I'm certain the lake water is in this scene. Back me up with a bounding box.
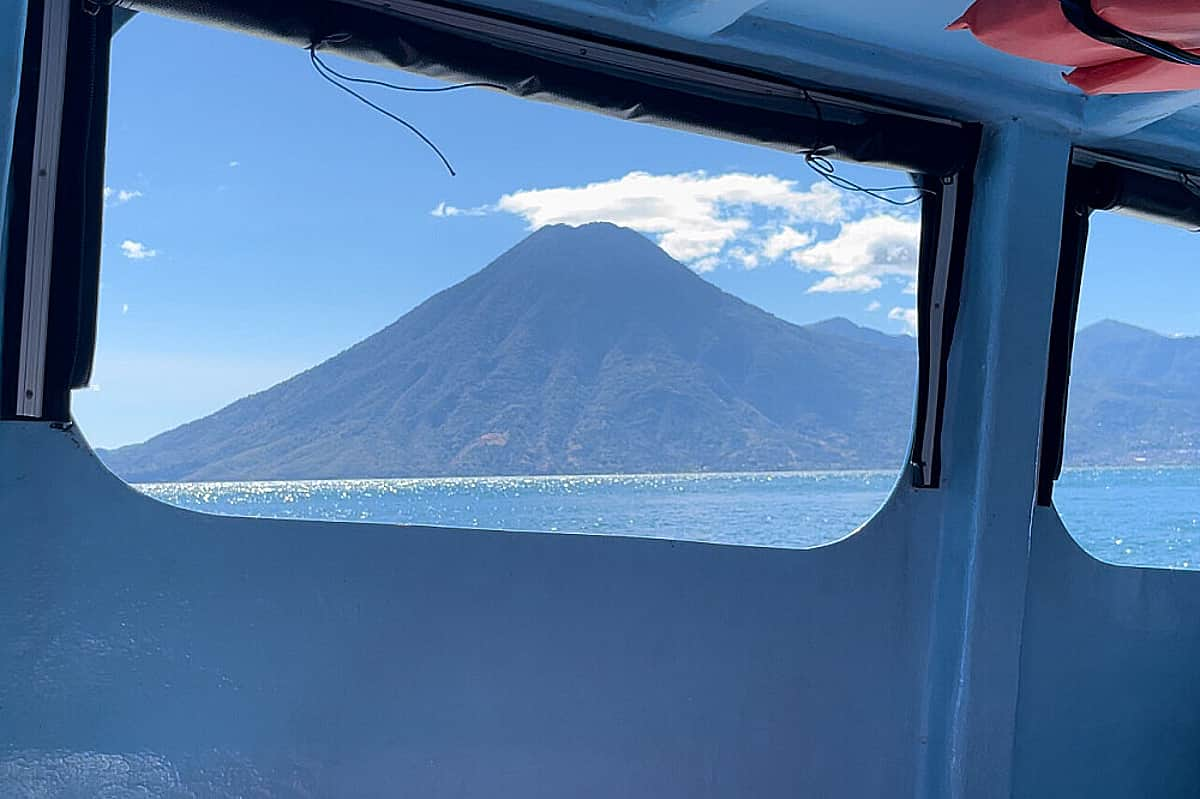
[138,467,1200,569]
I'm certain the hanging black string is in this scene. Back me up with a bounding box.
[309,47,454,175]
[804,153,933,207]
[82,0,118,17]
[800,90,935,207]
[310,48,507,94]
[802,89,826,134]
[307,39,505,176]
[1181,172,1200,200]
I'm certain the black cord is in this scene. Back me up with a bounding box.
[1182,172,1200,200]
[800,90,934,207]
[805,153,933,207]
[82,0,117,16]
[802,89,825,132]
[308,46,457,176]
[310,48,507,94]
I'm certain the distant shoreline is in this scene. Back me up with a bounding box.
[126,462,1195,488]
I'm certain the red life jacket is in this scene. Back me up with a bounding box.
[1093,0,1200,44]
[1066,52,1200,94]
[950,0,1200,94]
[949,0,1120,67]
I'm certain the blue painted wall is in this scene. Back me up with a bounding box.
[1012,509,1200,797]
[1,421,942,796]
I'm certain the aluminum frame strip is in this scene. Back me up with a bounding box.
[918,174,959,487]
[1073,147,1200,185]
[14,0,71,418]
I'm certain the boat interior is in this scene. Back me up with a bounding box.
[2,0,1199,795]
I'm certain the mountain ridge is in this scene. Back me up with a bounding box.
[97,223,1200,481]
[99,223,919,481]
[1065,315,1200,466]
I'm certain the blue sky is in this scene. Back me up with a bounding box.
[73,12,1197,448]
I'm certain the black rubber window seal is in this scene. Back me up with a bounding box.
[1036,173,1092,508]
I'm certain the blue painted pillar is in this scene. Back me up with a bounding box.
[0,0,28,342]
[917,123,1072,798]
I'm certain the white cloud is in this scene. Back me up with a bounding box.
[903,280,918,295]
[866,300,882,312]
[431,201,491,218]
[889,306,918,334]
[792,214,920,294]
[806,273,886,293]
[432,171,932,285]
[103,186,142,206]
[121,303,129,315]
[448,171,845,270]
[228,160,240,167]
[728,247,760,270]
[120,240,157,260]
[762,226,814,260]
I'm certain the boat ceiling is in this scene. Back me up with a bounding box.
[437,0,1200,169]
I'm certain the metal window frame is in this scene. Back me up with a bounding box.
[2,0,113,422]
[910,155,977,489]
[13,0,70,418]
[6,0,983,485]
[1037,151,1200,506]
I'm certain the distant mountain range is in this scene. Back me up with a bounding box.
[1065,318,1200,466]
[97,223,1200,482]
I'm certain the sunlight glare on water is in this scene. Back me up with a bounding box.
[137,467,1200,566]
[1055,467,1200,570]
[139,470,896,549]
